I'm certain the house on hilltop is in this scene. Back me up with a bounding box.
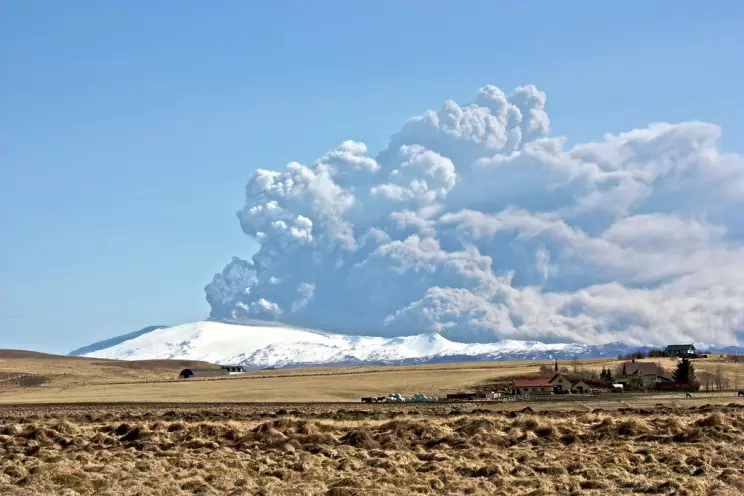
[665,344,697,358]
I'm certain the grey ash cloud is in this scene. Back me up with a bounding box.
[205,84,744,346]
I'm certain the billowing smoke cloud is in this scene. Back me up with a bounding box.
[205,84,744,346]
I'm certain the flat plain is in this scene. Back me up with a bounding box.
[2,351,743,404]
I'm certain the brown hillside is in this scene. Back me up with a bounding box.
[0,349,219,388]
[0,349,64,359]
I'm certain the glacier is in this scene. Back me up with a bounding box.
[78,320,641,369]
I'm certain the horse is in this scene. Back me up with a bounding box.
[685,392,694,399]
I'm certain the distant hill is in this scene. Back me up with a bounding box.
[69,325,168,356]
[0,349,64,359]
[0,347,220,390]
[1,348,217,370]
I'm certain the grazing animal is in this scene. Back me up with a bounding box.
[738,391,744,397]
[685,393,693,399]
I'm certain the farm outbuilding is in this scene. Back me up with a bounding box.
[665,344,697,358]
[220,365,245,374]
[513,378,553,395]
[615,361,671,391]
[178,368,229,379]
[549,373,606,394]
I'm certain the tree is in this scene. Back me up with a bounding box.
[698,371,714,391]
[539,364,554,376]
[715,365,724,391]
[571,357,580,373]
[614,364,625,379]
[673,358,696,384]
[599,367,614,385]
[656,362,667,377]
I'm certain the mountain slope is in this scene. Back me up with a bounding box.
[69,326,168,356]
[79,320,632,369]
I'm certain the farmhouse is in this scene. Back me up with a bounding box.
[665,344,697,358]
[615,361,671,391]
[549,373,601,394]
[178,368,229,379]
[513,378,553,395]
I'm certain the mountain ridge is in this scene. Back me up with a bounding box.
[75,321,743,369]
[75,320,739,369]
[69,325,168,356]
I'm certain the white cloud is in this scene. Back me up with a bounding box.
[205,84,744,346]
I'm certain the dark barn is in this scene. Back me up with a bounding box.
[178,368,229,379]
[665,344,698,358]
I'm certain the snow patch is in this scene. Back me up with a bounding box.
[84,320,593,368]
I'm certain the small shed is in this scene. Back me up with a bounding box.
[220,365,245,374]
[571,380,590,394]
[178,368,229,379]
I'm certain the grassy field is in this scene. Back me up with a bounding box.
[0,350,219,390]
[2,403,744,495]
[1,351,743,404]
[2,352,744,495]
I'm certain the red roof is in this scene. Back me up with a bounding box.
[514,378,553,387]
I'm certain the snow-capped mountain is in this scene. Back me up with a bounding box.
[75,320,640,369]
[69,325,168,356]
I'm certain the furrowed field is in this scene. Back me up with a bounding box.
[2,403,744,495]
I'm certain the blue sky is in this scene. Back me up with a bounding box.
[2,1,743,353]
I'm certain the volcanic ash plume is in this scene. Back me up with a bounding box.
[205,84,744,346]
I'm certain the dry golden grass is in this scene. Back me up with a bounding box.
[3,353,744,494]
[2,403,744,495]
[0,351,219,390]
